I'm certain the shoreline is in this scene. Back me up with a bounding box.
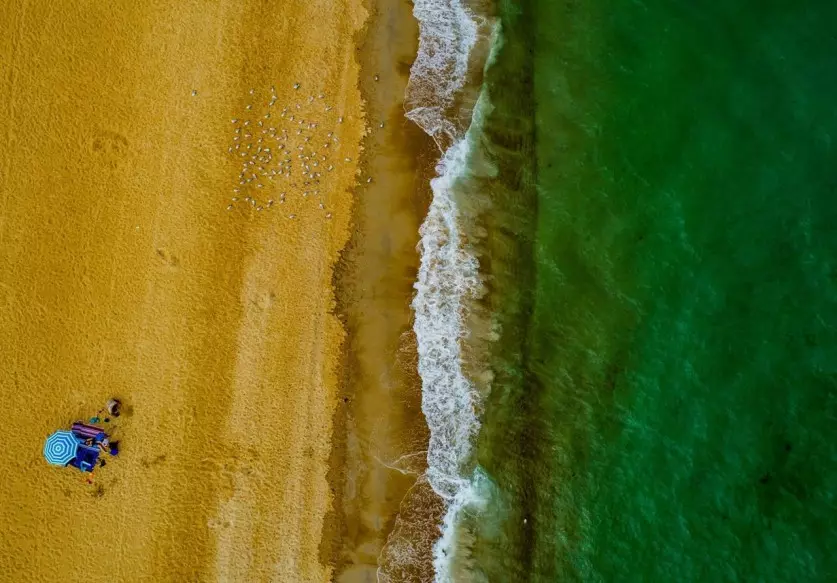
[325,0,444,579]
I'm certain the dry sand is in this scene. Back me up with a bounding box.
[0,0,367,581]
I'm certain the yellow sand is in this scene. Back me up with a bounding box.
[0,1,365,581]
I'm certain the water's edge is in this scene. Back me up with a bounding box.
[401,0,502,580]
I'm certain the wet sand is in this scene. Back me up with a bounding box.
[326,0,444,581]
[0,1,365,581]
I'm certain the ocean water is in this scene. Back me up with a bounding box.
[401,0,837,581]
[465,0,837,581]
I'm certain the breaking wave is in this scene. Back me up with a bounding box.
[379,1,501,580]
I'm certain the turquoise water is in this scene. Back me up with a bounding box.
[471,0,837,580]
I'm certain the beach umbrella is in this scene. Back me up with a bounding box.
[43,430,81,466]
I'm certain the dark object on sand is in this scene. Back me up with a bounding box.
[106,399,121,418]
[69,444,101,473]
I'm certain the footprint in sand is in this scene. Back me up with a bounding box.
[89,129,130,169]
[155,248,180,269]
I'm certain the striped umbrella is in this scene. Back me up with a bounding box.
[43,430,82,466]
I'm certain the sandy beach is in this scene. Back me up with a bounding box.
[0,0,368,581]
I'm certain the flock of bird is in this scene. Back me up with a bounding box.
[222,83,355,220]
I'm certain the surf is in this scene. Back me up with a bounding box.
[385,0,502,580]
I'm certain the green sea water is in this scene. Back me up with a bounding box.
[472,0,837,580]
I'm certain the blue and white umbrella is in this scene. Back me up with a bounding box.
[43,430,81,466]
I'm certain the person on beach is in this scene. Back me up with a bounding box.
[106,399,121,418]
[98,438,119,456]
[90,399,121,423]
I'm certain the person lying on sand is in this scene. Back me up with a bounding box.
[97,438,119,456]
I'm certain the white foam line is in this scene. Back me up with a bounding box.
[398,1,500,581]
[413,134,483,502]
[415,90,496,583]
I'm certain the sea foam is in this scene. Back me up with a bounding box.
[405,0,478,149]
[400,1,499,581]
